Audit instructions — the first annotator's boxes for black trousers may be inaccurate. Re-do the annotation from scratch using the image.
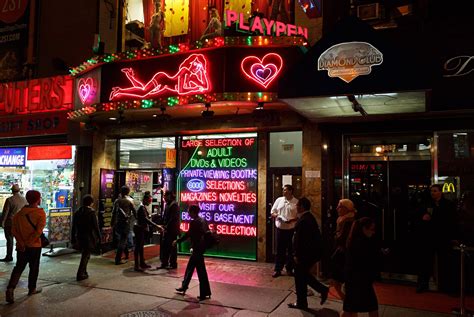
[417,244,436,288]
[160,232,177,267]
[133,227,146,268]
[7,247,42,291]
[275,228,295,272]
[115,223,130,264]
[295,262,328,308]
[77,249,91,278]
[182,251,211,296]
[4,225,14,259]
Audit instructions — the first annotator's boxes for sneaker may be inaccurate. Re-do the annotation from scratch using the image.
[5,288,14,303]
[28,288,42,296]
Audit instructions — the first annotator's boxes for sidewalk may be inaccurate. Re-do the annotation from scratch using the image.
[0,243,462,317]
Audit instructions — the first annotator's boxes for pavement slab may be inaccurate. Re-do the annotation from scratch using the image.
[157,299,238,316]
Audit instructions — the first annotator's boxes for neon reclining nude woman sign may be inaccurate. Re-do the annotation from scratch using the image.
[109,54,212,101]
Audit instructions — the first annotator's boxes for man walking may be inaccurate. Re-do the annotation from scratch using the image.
[288,197,329,310]
[271,184,298,277]
[0,184,27,262]
[5,190,46,303]
[158,191,180,269]
[111,186,136,265]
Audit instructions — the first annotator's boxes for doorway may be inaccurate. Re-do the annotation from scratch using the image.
[345,134,432,279]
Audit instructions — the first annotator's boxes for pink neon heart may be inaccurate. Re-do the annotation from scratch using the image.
[78,77,94,104]
[241,53,283,88]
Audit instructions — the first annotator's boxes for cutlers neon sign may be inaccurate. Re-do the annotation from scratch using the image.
[109,53,211,100]
[225,9,308,38]
[241,53,283,88]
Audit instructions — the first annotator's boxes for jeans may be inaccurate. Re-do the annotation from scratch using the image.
[3,225,14,259]
[7,247,42,291]
[77,249,91,278]
[115,223,130,263]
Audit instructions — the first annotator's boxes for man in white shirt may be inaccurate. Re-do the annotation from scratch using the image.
[271,184,298,277]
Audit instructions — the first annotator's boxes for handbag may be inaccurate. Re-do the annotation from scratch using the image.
[26,214,50,248]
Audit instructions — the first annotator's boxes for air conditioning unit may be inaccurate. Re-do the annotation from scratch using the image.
[357,3,381,20]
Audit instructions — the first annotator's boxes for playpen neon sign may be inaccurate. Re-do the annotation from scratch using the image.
[109,54,211,100]
[241,53,283,88]
[225,9,308,38]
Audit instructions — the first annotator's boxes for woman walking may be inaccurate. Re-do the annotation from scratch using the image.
[174,205,211,300]
[342,217,380,317]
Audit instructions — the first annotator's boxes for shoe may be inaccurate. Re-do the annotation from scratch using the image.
[175,287,187,295]
[197,295,211,301]
[140,263,152,269]
[115,260,128,265]
[320,288,329,305]
[288,302,307,309]
[272,271,282,278]
[76,275,88,281]
[134,267,144,272]
[28,288,42,296]
[0,257,13,262]
[5,288,14,304]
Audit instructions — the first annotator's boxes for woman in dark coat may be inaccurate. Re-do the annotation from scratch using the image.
[133,192,162,272]
[342,217,380,317]
[174,205,211,300]
[72,195,100,281]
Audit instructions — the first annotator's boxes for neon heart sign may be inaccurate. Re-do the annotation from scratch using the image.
[241,53,283,88]
[77,77,96,105]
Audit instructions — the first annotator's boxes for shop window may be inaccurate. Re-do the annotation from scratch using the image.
[119,137,176,169]
[269,131,302,167]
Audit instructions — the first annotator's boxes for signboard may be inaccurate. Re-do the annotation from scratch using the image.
[74,68,101,109]
[318,42,383,83]
[0,147,25,166]
[27,145,72,160]
[0,76,74,116]
[48,207,72,244]
[0,111,69,138]
[178,135,258,260]
[99,169,115,243]
[0,0,30,82]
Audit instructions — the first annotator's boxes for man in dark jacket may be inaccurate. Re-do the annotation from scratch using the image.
[71,195,100,281]
[111,186,136,265]
[158,190,180,269]
[288,197,329,310]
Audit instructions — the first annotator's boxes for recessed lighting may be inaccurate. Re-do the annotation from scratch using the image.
[109,117,117,121]
[153,114,158,118]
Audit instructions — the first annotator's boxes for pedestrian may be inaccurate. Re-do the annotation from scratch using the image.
[111,186,136,265]
[330,199,357,300]
[71,194,100,281]
[270,184,298,278]
[416,184,456,293]
[5,190,46,304]
[158,190,180,269]
[341,217,380,317]
[174,205,211,301]
[288,197,329,310]
[134,192,163,272]
[0,184,27,262]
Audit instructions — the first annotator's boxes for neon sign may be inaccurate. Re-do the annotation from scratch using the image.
[225,9,308,38]
[109,53,211,100]
[178,135,258,260]
[241,53,283,88]
[442,182,456,193]
[77,77,97,105]
[0,76,73,116]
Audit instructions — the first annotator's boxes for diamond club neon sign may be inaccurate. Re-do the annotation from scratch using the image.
[241,53,283,88]
[109,53,211,100]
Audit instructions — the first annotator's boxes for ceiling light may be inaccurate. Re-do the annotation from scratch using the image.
[109,117,117,121]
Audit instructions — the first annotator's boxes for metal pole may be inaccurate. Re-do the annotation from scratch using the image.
[460,244,465,317]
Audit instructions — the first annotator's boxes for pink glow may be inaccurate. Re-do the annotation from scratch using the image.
[109,54,211,100]
[241,53,283,88]
[77,77,96,105]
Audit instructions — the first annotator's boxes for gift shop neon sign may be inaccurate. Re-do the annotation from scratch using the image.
[241,53,283,88]
[109,53,211,100]
[225,9,308,38]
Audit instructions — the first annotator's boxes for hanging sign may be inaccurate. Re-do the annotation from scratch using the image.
[241,53,283,88]
[0,147,26,166]
[318,42,383,83]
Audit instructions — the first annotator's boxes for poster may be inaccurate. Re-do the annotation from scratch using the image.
[178,134,258,260]
[48,207,72,244]
[99,169,115,243]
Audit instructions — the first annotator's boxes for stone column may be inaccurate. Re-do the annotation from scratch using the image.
[257,132,268,262]
[302,121,322,222]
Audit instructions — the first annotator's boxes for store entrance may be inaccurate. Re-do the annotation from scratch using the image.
[346,135,432,280]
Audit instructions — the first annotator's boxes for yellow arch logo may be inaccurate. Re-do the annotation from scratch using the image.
[442,183,455,193]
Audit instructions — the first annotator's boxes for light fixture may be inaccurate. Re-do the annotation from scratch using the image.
[201,103,214,118]
[347,95,368,116]
[375,146,383,153]
[323,144,328,150]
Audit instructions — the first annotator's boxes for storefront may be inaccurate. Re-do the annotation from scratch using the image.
[0,75,83,245]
